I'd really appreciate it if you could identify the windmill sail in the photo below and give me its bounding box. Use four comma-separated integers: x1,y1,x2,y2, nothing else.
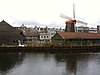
60,13,72,20
73,3,75,20
73,3,87,26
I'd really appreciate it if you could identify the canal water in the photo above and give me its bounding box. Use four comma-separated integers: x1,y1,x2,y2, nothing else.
0,52,100,75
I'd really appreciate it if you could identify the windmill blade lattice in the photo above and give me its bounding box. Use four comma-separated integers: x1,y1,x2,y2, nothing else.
76,20,87,25
60,13,73,20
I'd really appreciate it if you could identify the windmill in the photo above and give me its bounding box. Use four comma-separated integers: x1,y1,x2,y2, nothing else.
60,3,87,32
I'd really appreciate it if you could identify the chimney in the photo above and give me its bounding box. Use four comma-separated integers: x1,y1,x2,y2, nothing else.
97,25,100,33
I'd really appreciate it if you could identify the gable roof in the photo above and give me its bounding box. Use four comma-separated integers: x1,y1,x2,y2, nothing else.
58,32,100,39
0,20,13,31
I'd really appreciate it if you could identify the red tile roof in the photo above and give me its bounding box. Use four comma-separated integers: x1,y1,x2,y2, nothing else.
58,32,100,39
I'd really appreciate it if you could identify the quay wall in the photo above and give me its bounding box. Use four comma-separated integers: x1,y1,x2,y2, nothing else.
0,46,100,53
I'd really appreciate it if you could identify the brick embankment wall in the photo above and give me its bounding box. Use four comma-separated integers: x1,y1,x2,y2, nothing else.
0,46,100,53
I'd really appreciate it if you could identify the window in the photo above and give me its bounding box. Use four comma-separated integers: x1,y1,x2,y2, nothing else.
41,36,43,38
44,36,46,38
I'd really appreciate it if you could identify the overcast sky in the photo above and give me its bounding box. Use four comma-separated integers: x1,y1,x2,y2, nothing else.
0,0,100,28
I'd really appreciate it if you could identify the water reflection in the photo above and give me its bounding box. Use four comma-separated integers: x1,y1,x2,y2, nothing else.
0,53,25,74
0,52,100,75
54,53,77,75
54,53,100,75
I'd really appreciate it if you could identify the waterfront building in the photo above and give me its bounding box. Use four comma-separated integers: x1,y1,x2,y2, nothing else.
52,32,100,46
0,20,26,45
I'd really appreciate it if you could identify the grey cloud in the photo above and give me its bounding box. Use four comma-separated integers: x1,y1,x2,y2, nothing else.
5,16,65,28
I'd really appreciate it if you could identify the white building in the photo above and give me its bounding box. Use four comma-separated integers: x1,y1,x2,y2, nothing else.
39,33,51,43
76,26,89,33
89,27,97,33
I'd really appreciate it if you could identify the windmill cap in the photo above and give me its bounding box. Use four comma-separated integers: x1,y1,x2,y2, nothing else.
65,20,76,24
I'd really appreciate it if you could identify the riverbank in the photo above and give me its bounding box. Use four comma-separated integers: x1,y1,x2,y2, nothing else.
0,46,100,53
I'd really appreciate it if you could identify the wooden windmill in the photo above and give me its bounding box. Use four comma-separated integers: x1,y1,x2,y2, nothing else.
60,3,87,32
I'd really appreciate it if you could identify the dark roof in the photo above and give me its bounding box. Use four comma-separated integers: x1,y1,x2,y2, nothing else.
23,30,39,37
0,20,25,44
57,32,100,39
0,20,13,31
25,33,39,37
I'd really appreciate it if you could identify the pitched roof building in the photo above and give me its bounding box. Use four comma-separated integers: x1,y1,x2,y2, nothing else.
56,32,100,39
0,20,25,45
52,32,100,46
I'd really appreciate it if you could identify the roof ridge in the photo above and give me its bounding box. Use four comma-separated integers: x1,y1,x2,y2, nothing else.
57,32,100,39
58,32,65,39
